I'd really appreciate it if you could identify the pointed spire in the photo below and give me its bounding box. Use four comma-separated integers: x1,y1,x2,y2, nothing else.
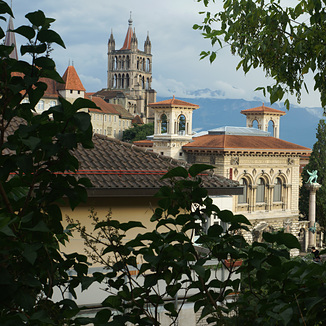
58,65,86,91
120,13,135,50
4,15,18,60
144,31,151,54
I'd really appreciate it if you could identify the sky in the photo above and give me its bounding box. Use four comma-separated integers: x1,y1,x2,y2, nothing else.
3,0,322,108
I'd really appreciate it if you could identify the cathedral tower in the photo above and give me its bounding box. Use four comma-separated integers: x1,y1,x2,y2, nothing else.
107,14,156,122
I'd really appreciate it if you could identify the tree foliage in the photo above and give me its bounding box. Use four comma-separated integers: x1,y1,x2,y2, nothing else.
122,122,154,142
300,119,326,229
194,0,326,110
72,164,326,325
0,3,97,325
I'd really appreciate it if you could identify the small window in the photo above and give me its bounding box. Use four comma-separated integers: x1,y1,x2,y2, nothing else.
70,90,73,94
37,100,44,112
78,90,80,94
161,114,167,133
160,152,164,155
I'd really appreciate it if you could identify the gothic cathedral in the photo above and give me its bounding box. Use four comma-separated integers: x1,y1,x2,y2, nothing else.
107,14,157,123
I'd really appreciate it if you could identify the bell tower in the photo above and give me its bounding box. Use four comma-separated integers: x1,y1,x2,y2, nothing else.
107,14,156,122
241,104,286,138
148,96,199,160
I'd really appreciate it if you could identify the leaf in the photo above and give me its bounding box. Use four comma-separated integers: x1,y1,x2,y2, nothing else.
188,164,214,177
25,10,46,27
73,97,99,110
37,29,65,48
161,166,188,179
14,25,35,40
22,243,42,265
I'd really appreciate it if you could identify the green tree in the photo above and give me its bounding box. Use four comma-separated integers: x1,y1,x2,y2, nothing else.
300,119,326,229
0,3,98,325
194,0,326,110
122,122,154,142
71,164,326,326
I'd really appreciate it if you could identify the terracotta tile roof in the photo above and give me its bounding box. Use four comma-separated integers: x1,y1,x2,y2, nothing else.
112,104,134,119
88,96,120,115
121,24,134,50
183,134,311,154
92,89,126,100
132,115,144,125
133,139,153,147
40,77,59,98
57,66,86,91
73,135,241,196
148,95,199,109
241,104,286,115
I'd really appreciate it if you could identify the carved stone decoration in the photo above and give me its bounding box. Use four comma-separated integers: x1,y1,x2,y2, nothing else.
288,158,294,165
283,219,292,233
270,168,274,176
234,168,238,177
286,168,290,175
210,156,215,165
230,156,239,165
252,168,257,176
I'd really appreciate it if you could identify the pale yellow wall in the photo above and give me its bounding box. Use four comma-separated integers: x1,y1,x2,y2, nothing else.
90,112,132,138
61,196,159,257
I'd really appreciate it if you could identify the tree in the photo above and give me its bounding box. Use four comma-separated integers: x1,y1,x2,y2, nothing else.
300,119,326,229
0,3,98,325
194,0,326,110
122,122,154,142
71,165,326,325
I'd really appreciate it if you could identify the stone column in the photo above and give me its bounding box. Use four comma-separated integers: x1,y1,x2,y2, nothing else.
305,183,321,249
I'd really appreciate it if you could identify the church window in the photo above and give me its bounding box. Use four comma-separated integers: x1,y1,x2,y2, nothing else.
256,178,265,203
126,74,130,88
146,58,150,72
273,178,282,202
113,74,117,88
142,58,145,71
141,76,145,89
146,78,149,90
121,56,125,69
161,114,167,133
121,74,125,88
238,178,248,204
178,115,186,135
114,56,118,70
137,58,139,70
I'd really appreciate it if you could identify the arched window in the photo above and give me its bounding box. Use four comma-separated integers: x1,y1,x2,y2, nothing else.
252,119,259,129
268,120,275,136
146,58,150,71
121,74,125,88
178,114,186,135
126,56,130,69
113,74,117,88
113,56,118,70
238,178,248,204
161,114,167,134
273,177,282,202
126,74,130,88
256,178,265,203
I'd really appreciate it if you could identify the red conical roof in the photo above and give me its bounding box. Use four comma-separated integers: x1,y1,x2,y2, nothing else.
120,16,134,50
58,65,85,91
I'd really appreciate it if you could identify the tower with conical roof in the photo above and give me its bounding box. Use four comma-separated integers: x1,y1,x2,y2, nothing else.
107,14,156,122
57,65,86,109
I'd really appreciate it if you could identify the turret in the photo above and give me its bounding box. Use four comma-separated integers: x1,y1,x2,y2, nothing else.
144,32,151,54
130,28,138,51
108,30,115,52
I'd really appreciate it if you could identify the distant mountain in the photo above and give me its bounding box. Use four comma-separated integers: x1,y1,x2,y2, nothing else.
156,96,323,149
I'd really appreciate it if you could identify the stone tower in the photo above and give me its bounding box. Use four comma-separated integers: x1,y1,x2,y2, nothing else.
241,104,286,138
107,14,156,122
148,96,199,160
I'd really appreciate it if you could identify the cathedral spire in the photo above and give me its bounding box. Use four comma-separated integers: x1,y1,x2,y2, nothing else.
120,13,134,50
4,12,18,60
